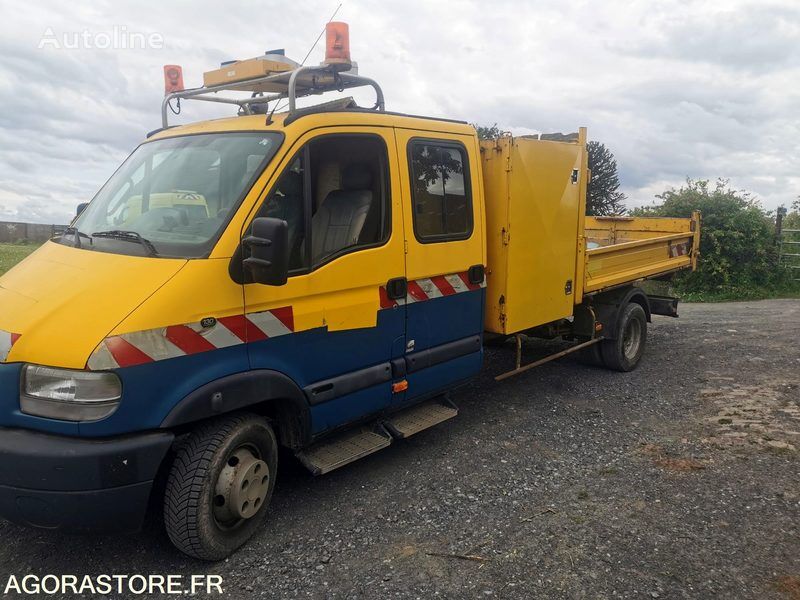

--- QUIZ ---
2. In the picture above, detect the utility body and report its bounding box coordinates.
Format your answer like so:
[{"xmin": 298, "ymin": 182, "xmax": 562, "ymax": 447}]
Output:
[{"xmin": 0, "ymin": 47, "xmax": 699, "ymax": 559}]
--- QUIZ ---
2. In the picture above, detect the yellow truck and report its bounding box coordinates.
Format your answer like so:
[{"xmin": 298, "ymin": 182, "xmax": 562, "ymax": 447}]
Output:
[{"xmin": 0, "ymin": 45, "xmax": 699, "ymax": 560}]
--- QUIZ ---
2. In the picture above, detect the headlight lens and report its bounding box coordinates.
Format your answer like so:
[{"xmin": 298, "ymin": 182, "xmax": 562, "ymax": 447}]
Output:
[{"xmin": 21, "ymin": 365, "xmax": 122, "ymax": 421}]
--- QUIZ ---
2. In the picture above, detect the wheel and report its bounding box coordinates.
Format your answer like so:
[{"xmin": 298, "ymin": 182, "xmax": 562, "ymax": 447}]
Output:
[
  {"xmin": 600, "ymin": 302, "xmax": 647, "ymax": 372},
  {"xmin": 164, "ymin": 413, "xmax": 278, "ymax": 560},
  {"xmin": 577, "ymin": 341, "xmax": 605, "ymax": 367}
]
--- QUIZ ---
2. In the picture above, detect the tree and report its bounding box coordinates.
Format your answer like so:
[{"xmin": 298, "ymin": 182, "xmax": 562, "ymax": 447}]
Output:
[
  {"xmin": 631, "ymin": 179, "xmax": 795, "ymax": 298},
  {"xmin": 473, "ymin": 123, "xmax": 502, "ymax": 141},
  {"xmin": 586, "ymin": 141, "xmax": 627, "ymax": 216},
  {"xmin": 784, "ymin": 197, "xmax": 800, "ymax": 229}
]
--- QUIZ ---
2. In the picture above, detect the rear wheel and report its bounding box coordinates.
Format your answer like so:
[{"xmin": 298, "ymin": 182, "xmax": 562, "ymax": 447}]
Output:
[
  {"xmin": 600, "ymin": 302, "xmax": 647, "ymax": 372},
  {"xmin": 577, "ymin": 341, "xmax": 605, "ymax": 367},
  {"xmin": 164, "ymin": 413, "xmax": 278, "ymax": 560}
]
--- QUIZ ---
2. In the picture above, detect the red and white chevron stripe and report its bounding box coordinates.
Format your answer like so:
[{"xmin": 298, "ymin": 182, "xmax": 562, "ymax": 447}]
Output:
[
  {"xmin": 87, "ymin": 306, "xmax": 294, "ymax": 370},
  {"xmin": 0, "ymin": 329, "xmax": 21, "ymax": 363},
  {"xmin": 379, "ymin": 271, "xmax": 485, "ymax": 309},
  {"xmin": 669, "ymin": 241, "xmax": 691, "ymax": 258}
]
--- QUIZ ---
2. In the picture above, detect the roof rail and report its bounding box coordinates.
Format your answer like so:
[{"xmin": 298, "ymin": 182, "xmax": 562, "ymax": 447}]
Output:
[{"xmin": 160, "ymin": 64, "xmax": 385, "ymax": 128}]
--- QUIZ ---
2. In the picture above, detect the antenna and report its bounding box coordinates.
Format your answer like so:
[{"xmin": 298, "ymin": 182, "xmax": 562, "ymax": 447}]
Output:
[
  {"xmin": 300, "ymin": 3, "xmax": 343, "ymax": 66},
  {"xmin": 267, "ymin": 3, "xmax": 343, "ymax": 118}
]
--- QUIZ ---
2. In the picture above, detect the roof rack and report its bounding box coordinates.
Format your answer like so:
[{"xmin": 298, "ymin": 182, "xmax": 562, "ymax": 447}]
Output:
[{"xmin": 160, "ymin": 64, "xmax": 385, "ymax": 128}]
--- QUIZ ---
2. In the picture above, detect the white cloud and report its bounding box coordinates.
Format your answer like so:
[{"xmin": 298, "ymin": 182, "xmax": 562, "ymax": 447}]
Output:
[{"xmin": 0, "ymin": 0, "xmax": 797, "ymax": 223}]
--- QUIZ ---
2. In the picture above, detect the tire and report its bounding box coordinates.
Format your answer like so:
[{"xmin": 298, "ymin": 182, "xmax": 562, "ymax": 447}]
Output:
[
  {"xmin": 164, "ymin": 413, "xmax": 278, "ymax": 561},
  {"xmin": 577, "ymin": 341, "xmax": 605, "ymax": 367},
  {"xmin": 600, "ymin": 302, "xmax": 647, "ymax": 372}
]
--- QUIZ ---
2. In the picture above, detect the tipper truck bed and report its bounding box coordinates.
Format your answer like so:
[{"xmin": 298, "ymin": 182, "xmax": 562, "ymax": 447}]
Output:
[
  {"xmin": 481, "ymin": 129, "xmax": 700, "ymax": 341},
  {"xmin": 0, "ymin": 36, "xmax": 700, "ymax": 559}
]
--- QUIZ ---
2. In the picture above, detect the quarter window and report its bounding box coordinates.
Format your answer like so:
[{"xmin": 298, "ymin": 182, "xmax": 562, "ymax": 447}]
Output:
[{"xmin": 409, "ymin": 141, "xmax": 472, "ymax": 241}]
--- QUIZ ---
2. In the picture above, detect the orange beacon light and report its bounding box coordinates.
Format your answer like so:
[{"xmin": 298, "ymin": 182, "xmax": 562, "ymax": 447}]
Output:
[
  {"xmin": 324, "ymin": 22, "xmax": 351, "ymax": 67},
  {"xmin": 163, "ymin": 65, "xmax": 185, "ymax": 95}
]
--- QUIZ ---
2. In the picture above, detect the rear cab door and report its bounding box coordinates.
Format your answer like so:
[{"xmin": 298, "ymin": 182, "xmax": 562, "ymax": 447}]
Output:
[{"xmin": 394, "ymin": 127, "xmax": 486, "ymax": 404}]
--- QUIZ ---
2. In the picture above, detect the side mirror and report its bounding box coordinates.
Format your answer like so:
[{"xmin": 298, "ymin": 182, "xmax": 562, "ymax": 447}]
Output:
[
  {"xmin": 76, "ymin": 202, "xmax": 89, "ymax": 217},
  {"xmin": 243, "ymin": 217, "xmax": 289, "ymax": 286}
]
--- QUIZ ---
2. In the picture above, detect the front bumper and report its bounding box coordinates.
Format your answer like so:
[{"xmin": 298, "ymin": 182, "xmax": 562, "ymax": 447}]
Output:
[{"xmin": 0, "ymin": 427, "xmax": 173, "ymax": 533}]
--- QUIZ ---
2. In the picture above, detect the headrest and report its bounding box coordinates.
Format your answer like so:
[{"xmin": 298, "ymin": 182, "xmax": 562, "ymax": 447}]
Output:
[
  {"xmin": 341, "ymin": 164, "xmax": 373, "ymax": 191},
  {"xmin": 278, "ymin": 170, "xmax": 302, "ymax": 197}
]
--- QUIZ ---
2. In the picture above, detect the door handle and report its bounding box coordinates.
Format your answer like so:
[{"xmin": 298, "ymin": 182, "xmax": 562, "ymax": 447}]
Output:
[
  {"xmin": 385, "ymin": 277, "xmax": 407, "ymax": 300},
  {"xmin": 467, "ymin": 264, "xmax": 485, "ymax": 284}
]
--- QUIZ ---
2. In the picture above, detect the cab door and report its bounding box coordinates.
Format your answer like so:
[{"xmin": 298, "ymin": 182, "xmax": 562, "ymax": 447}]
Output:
[
  {"xmin": 241, "ymin": 127, "xmax": 406, "ymax": 434},
  {"xmin": 394, "ymin": 129, "xmax": 485, "ymax": 404}
]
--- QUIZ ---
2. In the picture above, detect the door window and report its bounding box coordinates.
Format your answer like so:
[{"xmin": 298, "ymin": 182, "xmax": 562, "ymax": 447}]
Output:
[
  {"xmin": 250, "ymin": 134, "xmax": 391, "ymax": 272},
  {"xmin": 408, "ymin": 141, "xmax": 472, "ymax": 242}
]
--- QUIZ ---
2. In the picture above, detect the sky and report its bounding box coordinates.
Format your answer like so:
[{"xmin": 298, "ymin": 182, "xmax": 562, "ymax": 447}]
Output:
[{"xmin": 0, "ymin": 0, "xmax": 798, "ymax": 224}]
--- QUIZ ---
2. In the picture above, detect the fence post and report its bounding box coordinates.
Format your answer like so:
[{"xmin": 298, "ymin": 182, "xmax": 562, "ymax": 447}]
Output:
[{"xmin": 776, "ymin": 206, "xmax": 786, "ymax": 239}]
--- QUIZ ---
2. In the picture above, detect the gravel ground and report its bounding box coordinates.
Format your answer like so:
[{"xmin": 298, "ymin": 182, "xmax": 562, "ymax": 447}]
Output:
[{"xmin": 0, "ymin": 299, "xmax": 798, "ymax": 599}]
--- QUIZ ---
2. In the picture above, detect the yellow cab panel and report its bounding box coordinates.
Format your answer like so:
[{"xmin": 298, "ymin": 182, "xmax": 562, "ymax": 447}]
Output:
[{"xmin": 393, "ymin": 126, "xmax": 486, "ymax": 403}]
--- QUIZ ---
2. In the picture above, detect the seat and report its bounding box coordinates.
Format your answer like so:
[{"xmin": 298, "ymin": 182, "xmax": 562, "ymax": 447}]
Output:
[
  {"xmin": 263, "ymin": 170, "xmax": 303, "ymax": 247},
  {"xmin": 311, "ymin": 164, "xmax": 373, "ymax": 264}
]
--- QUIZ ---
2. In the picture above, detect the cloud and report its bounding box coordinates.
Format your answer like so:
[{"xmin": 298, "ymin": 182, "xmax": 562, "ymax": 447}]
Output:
[{"xmin": 0, "ymin": 0, "xmax": 797, "ymax": 224}]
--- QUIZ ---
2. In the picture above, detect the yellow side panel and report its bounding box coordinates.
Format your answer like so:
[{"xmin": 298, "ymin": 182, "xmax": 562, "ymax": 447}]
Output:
[
  {"xmin": 481, "ymin": 137, "xmax": 511, "ymax": 334},
  {"xmin": 394, "ymin": 128, "xmax": 486, "ymax": 284},
  {"xmin": 482, "ymin": 135, "xmax": 585, "ymax": 334},
  {"xmin": 586, "ymin": 215, "xmax": 695, "ymax": 245},
  {"xmin": 110, "ymin": 258, "xmax": 244, "ymax": 334},
  {"xmin": 583, "ymin": 214, "xmax": 700, "ymax": 293}
]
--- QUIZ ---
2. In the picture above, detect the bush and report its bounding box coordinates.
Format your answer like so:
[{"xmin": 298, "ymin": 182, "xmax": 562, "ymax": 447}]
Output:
[
  {"xmin": 784, "ymin": 199, "xmax": 800, "ymax": 230},
  {"xmin": 631, "ymin": 179, "xmax": 798, "ymax": 301}
]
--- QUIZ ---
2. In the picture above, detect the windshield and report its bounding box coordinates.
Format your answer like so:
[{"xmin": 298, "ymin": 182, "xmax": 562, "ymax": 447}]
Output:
[{"xmin": 65, "ymin": 132, "xmax": 282, "ymax": 258}]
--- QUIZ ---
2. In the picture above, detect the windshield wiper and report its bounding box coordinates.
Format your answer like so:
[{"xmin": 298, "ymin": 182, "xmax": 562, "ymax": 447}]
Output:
[
  {"xmin": 57, "ymin": 226, "xmax": 92, "ymax": 249},
  {"xmin": 92, "ymin": 230, "xmax": 159, "ymax": 256}
]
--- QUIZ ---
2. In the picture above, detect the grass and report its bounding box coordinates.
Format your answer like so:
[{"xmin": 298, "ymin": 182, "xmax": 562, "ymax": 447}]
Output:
[
  {"xmin": 0, "ymin": 243, "xmax": 40, "ymax": 276},
  {"xmin": 641, "ymin": 277, "xmax": 800, "ymax": 303},
  {"xmin": 678, "ymin": 284, "xmax": 800, "ymax": 303}
]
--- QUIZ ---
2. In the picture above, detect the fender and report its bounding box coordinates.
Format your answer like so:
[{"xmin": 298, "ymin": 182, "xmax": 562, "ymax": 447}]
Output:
[
  {"xmin": 591, "ymin": 286, "xmax": 651, "ymax": 340},
  {"xmin": 160, "ymin": 369, "xmax": 311, "ymax": 449}
]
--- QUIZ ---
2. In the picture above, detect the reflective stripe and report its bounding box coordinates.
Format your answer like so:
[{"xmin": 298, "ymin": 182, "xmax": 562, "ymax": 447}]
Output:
[
  {"xmin": 430, "ymin": 275, "xmax": 457, "ymax": 296},
  {"xmin": 165, "ymin": 325, "xmax": 217, "ymax": 355},
  {"xmin": 86, "ymin": 306, "xmax": 295, "ymax": 370},
  {"xmin": 217, "ymin": 315, "xmax": 249, "ymax": 342},
  {"xmin": 105, "ymin": 336, "xmax": 155, "ymax": 367},
  {"xmin": 415, "ymin": 278, "xmax": 444, "ymax": 300},
  {"xmin": 86, "ymin": 342, "xmax": 120, "ymax": 370},
  {"xmin": 0, "ymin": 330, "xmax": 20, "ymax": 363},
  {"xmin": 444, "ymin": 273, "xmax": 470, "ymax": 293},
  {"xmin": 246, "ymin": 309, "xmax": 293, "ymax": 338},
  {"xmin": 0, "ymin": 331, "xmax": 12, "ymax": 363},
  {"xmin": 121, "ymin": 329, "xmax": 185, "ymax": 362},
  {"xmin": 379, "ymin": 270, "xmax": 485, "ymax": 308}
]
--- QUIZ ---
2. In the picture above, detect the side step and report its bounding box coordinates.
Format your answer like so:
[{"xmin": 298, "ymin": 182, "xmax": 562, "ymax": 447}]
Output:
[
  {"xmin": 383, "ymin": 397, "xmax": 458, "ymax": 439},
  {"xmin": 296, "ymin": 425, "xmax": 392, "ymax": 475},
  {"xmin": 296, "ymin": 398, "xmax": 459, "ymax": 475}
]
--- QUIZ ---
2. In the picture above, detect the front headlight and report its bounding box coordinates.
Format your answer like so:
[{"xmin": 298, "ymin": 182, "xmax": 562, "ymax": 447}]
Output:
[{"xmin": 21, "ymin": 365, "xmax": 122, "ymax": 421}]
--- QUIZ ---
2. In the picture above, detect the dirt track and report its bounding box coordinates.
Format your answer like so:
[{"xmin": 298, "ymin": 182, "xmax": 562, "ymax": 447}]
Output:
[{"xmin": 0, "ymin": 299, "xmax": 798, "ymax": 599}]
